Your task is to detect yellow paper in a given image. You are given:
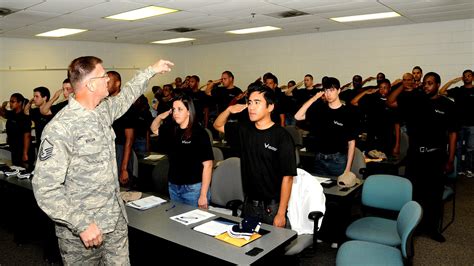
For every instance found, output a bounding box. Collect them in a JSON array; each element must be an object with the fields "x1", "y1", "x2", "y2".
[{"x1": 215, "y1": 232, "x2": 262, "y2": 247}]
